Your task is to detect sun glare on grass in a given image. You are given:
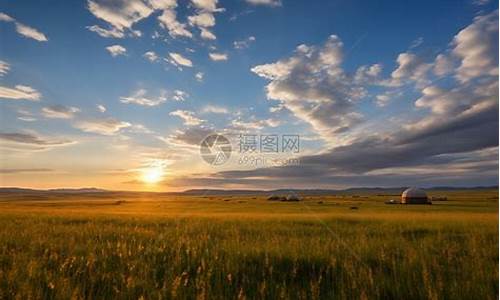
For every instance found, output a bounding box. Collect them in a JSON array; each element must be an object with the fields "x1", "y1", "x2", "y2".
[{"x1": 141, "y1": 166, "x2": 165, "y2": 184}]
